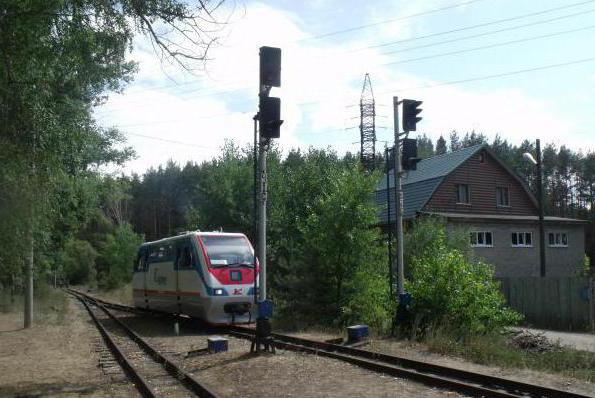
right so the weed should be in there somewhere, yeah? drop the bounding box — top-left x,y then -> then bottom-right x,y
425,330 -> 595,382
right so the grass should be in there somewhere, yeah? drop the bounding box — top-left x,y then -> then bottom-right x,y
425,330 -> 595,382
0,282 -> 69,325
86,283 -> 133,305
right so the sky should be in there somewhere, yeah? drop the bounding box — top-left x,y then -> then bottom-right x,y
94,0 -> 595,174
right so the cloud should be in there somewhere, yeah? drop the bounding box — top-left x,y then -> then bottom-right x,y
95,1 -> 592,175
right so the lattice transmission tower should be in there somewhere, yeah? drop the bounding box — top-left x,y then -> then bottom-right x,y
359,73 -> 376,171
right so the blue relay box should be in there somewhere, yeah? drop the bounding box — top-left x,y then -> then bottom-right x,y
347,324 -> 369,342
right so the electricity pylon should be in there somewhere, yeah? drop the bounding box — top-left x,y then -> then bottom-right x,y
359,73 -> 376,171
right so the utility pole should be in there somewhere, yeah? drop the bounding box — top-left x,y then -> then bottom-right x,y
392,96 -> 405,298
385,144 -> 394,298
25,130 -> 36,329
24,231 -> 33,328
253,114 -> 259,306
536,139 -> 546,277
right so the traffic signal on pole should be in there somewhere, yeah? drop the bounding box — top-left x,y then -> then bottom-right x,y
402,138 -> 421,170
402,99 -> 422,132
260,96 -> 283,139
259,46 -> 281,87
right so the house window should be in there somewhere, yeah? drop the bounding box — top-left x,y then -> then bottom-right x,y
456,184 -> 470,204
470,231 -> 493,247
548,232 -> 568,247
511,232 -> 532,247
496,187 -> 510,207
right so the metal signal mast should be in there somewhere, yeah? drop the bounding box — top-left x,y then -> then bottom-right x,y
359,73 -> 376,171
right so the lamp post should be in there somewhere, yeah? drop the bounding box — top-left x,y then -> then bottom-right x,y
523,139 -> 546,277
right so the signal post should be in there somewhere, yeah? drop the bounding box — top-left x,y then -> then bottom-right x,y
252,46 -> 283,353
392,96 -> 422,321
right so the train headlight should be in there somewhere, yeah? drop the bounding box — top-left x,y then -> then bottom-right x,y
214,288 -> 224,296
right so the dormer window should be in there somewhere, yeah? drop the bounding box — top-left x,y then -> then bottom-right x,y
496,186 -> 510,207
456,184 -> 470,204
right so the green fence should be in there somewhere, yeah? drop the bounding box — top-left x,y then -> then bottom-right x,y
498,277 -> 595,332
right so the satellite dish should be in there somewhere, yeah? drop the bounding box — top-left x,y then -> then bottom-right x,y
523,152 -> 537,165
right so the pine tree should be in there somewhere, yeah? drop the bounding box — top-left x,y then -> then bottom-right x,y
436,135 -> 447,155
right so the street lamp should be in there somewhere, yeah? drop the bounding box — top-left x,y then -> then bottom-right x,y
523,139 -> 546,277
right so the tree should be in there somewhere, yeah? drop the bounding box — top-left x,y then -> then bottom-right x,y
0,0 -> 226,326
435,135 -> 447,155
416,134 -> 434,159
97,224 -> 143,289
61,239 -> 98,286
461,131 -> 487,147
449,131 -> 462,152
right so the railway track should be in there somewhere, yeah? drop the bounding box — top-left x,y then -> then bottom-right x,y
68,290 -> 217,398
227,325 -> 592,398
69,289 -> 593,398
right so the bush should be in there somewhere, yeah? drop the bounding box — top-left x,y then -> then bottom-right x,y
403,219 -> 522,336
97,223 -> 143,290
60,238 -> 98,285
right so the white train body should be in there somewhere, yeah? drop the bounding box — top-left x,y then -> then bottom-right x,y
132,231 -> 257,324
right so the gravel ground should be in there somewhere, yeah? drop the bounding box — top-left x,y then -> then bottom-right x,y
0,295 -> 138,398
116,313 -> 465,397
89,290 -> 595,397
299,333 -> 595,397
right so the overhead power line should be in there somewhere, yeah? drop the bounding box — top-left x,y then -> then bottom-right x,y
383,55 -> 595,94
382,24 -> 595,66
379,7 -> 595,56
94,0 -> 595,105
124,131 -> 219,149
299,0 -> 489,41
121,0 -> 490,96
106,55 -> 595,129
95,4 -> 595,111
363,0 -> 595,51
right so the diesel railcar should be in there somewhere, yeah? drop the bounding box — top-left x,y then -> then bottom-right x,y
132,231 -> 257,324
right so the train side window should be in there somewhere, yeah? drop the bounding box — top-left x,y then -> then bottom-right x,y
135,249 -> 147,272
178,246 -> 193,269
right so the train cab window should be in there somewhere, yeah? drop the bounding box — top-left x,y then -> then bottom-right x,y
148,247 -> 159,261
178,246 -> 194,269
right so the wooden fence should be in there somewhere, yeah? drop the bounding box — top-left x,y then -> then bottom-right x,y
498,277 -> 595,332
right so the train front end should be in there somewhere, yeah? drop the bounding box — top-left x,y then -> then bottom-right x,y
197,232 -> 258,324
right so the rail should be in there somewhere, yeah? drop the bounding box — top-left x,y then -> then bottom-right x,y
68,289 -> 593,398
68,289 -> 218,398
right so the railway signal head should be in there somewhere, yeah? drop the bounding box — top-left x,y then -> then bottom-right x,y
259,46 -> 281,87
401,138 -> 421,170
260,96 -> 283,139
402,99 -> 422,132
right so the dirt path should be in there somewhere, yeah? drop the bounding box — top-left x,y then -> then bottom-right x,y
0,293 -> 137,398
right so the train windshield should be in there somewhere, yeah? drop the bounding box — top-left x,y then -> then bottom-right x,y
201,235 -> 254,268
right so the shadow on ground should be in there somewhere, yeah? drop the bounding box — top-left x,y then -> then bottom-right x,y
0,381 -> 111,398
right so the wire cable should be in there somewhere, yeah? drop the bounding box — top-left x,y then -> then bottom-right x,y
104,54 -> 595,128
119,0 -> 595,97
382,24 -> 595,67
124,131 -> 219,149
